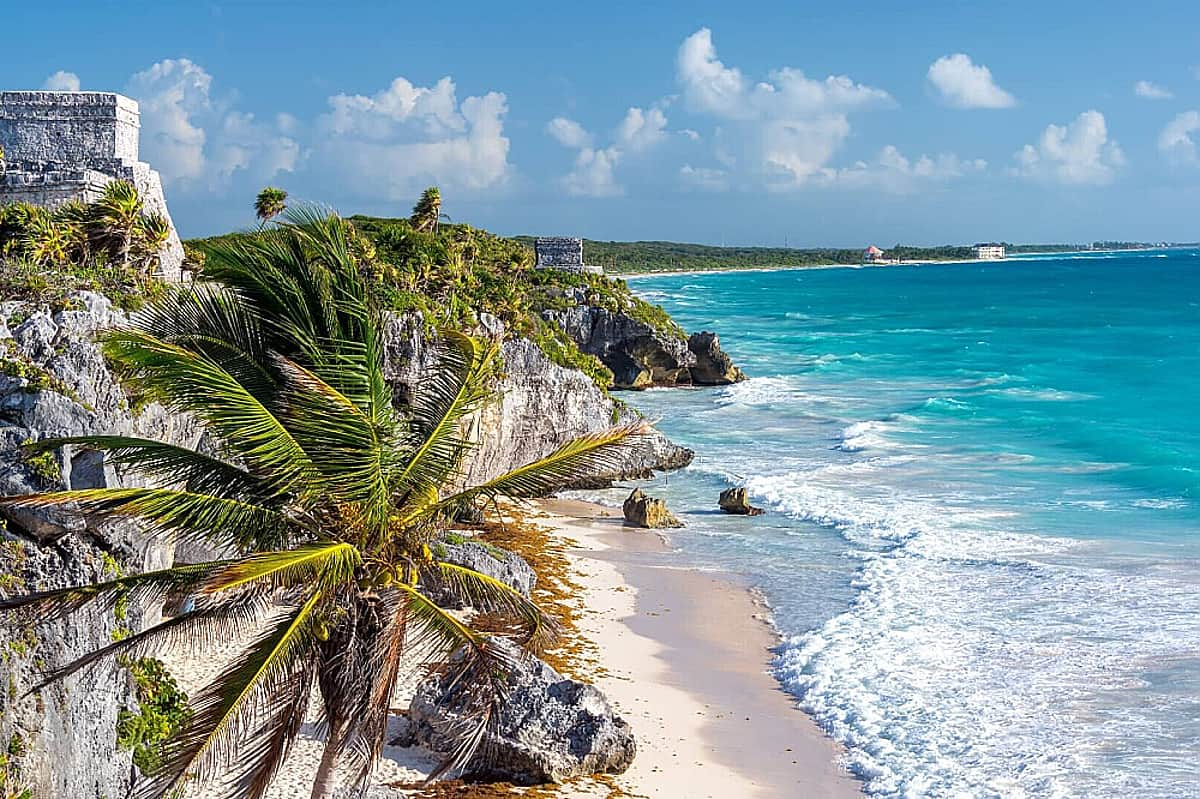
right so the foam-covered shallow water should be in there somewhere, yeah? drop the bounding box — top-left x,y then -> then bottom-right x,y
602,251 -> 1200,798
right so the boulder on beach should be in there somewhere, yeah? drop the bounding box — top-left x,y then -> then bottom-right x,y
718,487 -> 764,516
403,639 -> 637,784
622,488 -> 684,528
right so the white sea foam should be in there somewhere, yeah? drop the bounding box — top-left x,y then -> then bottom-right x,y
837,421 -> 893,452
741,468 -> 1200,798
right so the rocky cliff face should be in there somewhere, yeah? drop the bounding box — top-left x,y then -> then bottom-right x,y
382,313 -> 693,487
0,292 -> 204,798
0,296 -> 694,797
543,302 -> 745,390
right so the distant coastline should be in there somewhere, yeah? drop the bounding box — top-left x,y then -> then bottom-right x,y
615,244 -> 1191,279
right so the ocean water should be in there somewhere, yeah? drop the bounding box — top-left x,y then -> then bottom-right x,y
607,250 -> 1200,798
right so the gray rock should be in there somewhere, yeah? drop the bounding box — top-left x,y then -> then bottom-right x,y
687,331 -> 746,385
405,639 -> 636,784
622,488 -> 683,529
543,305 -> 694,390
428,540 -> 536,608
718,487 -> 764,516
382,313 -> 693,490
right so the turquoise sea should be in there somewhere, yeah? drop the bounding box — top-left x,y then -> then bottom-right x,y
609,250 -> 1200,798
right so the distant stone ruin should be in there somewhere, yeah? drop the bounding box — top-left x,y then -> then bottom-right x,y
0,91 -> 185,280
535,237 -> 602,275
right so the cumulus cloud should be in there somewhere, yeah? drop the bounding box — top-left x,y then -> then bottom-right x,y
315,76 -> 511,200
1011,110 -> 1124,185
1158,111 -> 1200,164
1134,80 -> 1173,100
42,71 -> 81,92
679,164 -> 728,190
676,27 -> 891,187
616,107 -> 668,152
547,106 -> 670,196
546,117 -> 592,149
563,147 -> 623,197
831,145 -> 987,191
126,59 -> 298,188
927,54 -> 1016,109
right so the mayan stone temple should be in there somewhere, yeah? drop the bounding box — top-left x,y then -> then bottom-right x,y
534,236 -> 602,275
0,91 -> 185,280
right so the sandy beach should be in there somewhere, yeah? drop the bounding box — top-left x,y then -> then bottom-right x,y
163,499 -> 861,798
540,498 -> 863,799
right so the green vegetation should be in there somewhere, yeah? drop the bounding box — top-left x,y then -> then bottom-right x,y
116,658 -> 192,776
0,342 -> 83,404
0,733 -> 32,799
0,181 -> 170,310
527,238 -> 1181,274
253,186 -> 288,226
17,439 -> 61,487
189,191 -> 686,391
0,207 -> 647,798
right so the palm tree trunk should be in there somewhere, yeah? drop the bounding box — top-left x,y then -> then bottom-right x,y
309,741 -> 339,799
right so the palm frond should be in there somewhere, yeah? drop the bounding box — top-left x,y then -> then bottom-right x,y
0,561 -> 221,617
1,488 -> 297,550
436,421 -> 652,514
134,593 -> 325,799
199,543 -> 361,596
26,435 -> 277,503
421,562 -> 558,650
100,331 -> 317,497
393,331 -> 498,498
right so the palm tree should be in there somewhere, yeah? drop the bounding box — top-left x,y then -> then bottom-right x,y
254,187 -> 288,226
92,180 -> 144,267
0,208 -> 646,799
410,187 -> 441,234
21,207 -> 72,266
133,212 -> 172,279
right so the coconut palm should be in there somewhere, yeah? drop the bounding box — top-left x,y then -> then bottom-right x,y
92,180 -> 144,266
0,208 -> 646,799
254,187 -> 288,226
410,187 -> 441,234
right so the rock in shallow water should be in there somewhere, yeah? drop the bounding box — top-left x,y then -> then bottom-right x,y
622,488 -> 684,528
718,487 -> 765,516
404,639 -> 637,784
688,331 -> 747,385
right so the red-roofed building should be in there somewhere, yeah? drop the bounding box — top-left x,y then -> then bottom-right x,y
864,245 -> 885,263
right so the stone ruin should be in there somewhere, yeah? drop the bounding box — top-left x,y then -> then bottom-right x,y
534,236 -> 602,275
0,91 -> 185,280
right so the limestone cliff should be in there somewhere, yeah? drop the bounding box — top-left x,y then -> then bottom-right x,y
0,292 -> 204,798
543,301 -> 745,390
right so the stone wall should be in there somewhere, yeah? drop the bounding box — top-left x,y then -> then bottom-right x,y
0,91 -> 185,282
534,237 -> 602,275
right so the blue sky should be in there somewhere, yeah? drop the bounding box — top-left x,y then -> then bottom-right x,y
9,0 -> 1200,246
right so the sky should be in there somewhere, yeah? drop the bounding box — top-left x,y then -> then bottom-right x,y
8,0 -> 1200,246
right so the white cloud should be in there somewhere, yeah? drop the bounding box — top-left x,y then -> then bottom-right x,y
546,117 -> 592,148
676,27 -> 891,187
1011,110 -> 1124,185
42,71 -> 81,92
315,76 -> 511,200
829,145 -> 986,192
927,54 -> 1016,109
547,106 -> 670,196
616,107 -> 668,152
1134,80 -> 1173,100
1158,111 -> 1200,164
126,58 -> 298,188
563,147 -> 622,197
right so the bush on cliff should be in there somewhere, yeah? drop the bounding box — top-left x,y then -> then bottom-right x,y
0,181 -> 172,310
0,208 -> 648,798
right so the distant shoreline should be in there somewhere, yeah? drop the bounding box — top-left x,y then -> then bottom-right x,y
614,245 -> 1182,280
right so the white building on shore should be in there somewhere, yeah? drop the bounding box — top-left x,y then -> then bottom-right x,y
973,243 -> 1007,260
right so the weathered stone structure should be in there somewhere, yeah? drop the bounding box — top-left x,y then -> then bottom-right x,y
534,237 -> 601,275
0,91 -> 185,280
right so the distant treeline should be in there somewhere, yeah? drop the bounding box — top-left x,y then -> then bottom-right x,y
513,237 -> 1189,274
